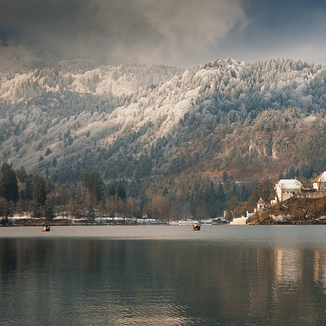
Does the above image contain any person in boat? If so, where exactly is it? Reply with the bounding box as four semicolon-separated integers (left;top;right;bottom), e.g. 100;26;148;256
42;223;50;231
192;222;200;230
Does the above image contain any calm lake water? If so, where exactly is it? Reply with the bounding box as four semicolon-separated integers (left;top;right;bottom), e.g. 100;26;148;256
1;225;326;325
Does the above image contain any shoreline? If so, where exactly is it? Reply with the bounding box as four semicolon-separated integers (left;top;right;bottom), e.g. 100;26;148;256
0;217;167;227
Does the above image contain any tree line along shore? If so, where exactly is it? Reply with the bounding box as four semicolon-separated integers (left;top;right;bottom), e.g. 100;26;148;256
2;160;326;226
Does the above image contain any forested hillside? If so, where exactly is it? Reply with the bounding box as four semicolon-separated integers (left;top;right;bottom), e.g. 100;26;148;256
2;50;326;219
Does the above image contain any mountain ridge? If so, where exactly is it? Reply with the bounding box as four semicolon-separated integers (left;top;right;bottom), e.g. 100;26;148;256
1;51;326;195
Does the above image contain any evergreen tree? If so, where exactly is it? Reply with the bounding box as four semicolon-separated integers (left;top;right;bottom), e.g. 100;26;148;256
0;162;19;203
286;165;296;179
135;153;152;179
45;175;54;194
0;197;10;220
22;177;33;200
108;179;116;198
16;166;28;183
217;184;226;201
117;181;127;201
84;169;103;203
33;175;46;206
44;199;55;221
216;183;226;215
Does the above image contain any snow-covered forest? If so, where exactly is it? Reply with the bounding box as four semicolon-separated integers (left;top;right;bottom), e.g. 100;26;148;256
2;45;326;218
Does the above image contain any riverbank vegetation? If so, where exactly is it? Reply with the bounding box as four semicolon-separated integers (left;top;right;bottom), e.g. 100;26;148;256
2;160;326;225
0;162;254;223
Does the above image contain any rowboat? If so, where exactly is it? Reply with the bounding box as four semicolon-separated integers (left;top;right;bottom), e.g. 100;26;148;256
42;224;50;232
192;222;200;231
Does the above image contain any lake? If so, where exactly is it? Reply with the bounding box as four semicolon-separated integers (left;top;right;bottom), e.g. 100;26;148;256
1;225;326;325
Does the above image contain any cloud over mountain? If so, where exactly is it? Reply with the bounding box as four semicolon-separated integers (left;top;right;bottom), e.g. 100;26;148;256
0;0;247;66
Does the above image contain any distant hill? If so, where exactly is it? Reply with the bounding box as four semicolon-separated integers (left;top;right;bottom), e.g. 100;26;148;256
2;43;326;216
0;39;58;73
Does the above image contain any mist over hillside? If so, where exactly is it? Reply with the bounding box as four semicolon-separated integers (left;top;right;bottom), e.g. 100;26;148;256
0;39;58;74
2;43;326;216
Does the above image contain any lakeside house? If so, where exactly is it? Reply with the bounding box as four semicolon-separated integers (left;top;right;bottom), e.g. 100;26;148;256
312;172;326;191
275;179;303;202
236;172;326;224
274;172;326;203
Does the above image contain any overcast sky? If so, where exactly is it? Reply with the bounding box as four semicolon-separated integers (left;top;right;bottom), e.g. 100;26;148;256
1;0;326;67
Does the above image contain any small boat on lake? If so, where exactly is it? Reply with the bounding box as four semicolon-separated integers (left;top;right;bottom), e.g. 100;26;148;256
42;224;50;232
192;222;200;231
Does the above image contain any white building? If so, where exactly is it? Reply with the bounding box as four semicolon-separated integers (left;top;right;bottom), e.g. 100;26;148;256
229;216;247;225
256;197;266;211
275;179;303;202
312;172;326;191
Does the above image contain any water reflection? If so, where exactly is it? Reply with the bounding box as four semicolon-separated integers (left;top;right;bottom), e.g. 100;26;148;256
313;250;326;295
0;239;191;325
1;232;326;324
274;248;302;284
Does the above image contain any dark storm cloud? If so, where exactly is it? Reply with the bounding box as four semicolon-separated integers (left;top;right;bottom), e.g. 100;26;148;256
0;0;247;66
2;0;326;66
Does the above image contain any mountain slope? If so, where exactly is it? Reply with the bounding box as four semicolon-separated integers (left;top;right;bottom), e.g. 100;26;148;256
1;55;326;189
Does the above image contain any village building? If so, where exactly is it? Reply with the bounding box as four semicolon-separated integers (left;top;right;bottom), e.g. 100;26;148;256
211;217;228;225
312;172;326;191
234;173;326;223
229;215;247;225
256;197;266;211
275;179;303;202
